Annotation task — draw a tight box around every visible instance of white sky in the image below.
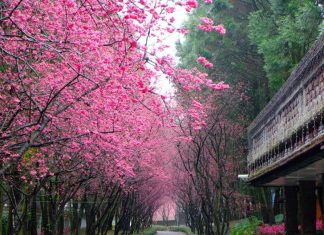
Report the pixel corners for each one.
[152,6,188,96]
[164,6,188,60]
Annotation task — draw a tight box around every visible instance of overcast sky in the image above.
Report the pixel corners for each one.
[152,6,188,96]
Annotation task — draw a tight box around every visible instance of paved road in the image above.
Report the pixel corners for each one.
[156,232,186,235]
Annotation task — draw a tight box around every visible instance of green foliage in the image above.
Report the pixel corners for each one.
[275,214,283,224]
[22,147,38,162]
[230,216,262,235]
[132,225,166,235]
[248,0,322,95]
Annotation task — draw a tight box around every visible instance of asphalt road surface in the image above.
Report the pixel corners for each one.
[156,232,186,235]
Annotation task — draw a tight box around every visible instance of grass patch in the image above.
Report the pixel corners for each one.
[133,225,165,235]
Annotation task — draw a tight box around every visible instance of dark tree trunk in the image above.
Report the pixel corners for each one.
[29,195,38,235]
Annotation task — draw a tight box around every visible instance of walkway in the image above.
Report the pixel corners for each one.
[156,231,186,235]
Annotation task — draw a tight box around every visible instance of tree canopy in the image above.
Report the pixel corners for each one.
[248,0,322,95]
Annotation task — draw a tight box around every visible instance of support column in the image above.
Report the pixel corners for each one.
[284,186,298,235]
[299,180,316,235]
[321,174,324,235]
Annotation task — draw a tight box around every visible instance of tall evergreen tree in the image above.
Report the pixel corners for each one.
[248,0,322,95]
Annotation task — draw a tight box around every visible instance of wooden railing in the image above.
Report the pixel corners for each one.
[247,34,324,175]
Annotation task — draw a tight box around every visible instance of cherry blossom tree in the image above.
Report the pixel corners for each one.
[172,90,247,235]
[0,0,228,234]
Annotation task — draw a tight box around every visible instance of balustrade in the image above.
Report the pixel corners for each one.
[249,80,324,174]
[248,108,324,174]
[248,35,324,175]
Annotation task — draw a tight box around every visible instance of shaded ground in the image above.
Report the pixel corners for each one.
[156,232,186,235]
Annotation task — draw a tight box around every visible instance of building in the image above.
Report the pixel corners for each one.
[247,33,324,235]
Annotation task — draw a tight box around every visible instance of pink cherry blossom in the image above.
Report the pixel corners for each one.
[179,28,190,35]
[0,0,229,232]
[185,0,198,11]
[197,56,214,68]
[214,24,226,35]
[166,7,175,13]
[197,17,214,32]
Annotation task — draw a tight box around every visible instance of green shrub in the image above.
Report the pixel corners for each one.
[230,216,262,235]
[275,214,283,224]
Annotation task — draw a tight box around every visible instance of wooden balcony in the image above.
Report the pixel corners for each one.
[247,34,324,185]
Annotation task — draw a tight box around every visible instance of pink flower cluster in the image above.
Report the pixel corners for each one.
[197,17,214,32]
[197,18,226,35]
[197,56,213,69]
[317,219,323,230]
[178,28,189,35]
[259,220,323,235]
[185,0,198,11]
[215,24,226,35]
[259,224,284,235]
[205,0,213,4]
[206,80,230,90]
[188,99,207,131]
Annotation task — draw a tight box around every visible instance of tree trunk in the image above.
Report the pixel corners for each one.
[41,193,51,235]
[7,201,13,235]
[21,196,28,235]
[0,187,3,235]
[29,195,38,235]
